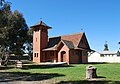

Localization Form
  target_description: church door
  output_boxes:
[61,51,66,62]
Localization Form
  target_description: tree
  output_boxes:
[0,0,5,6]
[25,28,33,60]
[118,42,120,45]
[0,1,29,65]
[7,10,28,55]
[104,41,109,51]
[0,1,11,65]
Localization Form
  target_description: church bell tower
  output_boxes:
[30,20,51,63]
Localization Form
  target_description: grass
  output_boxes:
[1,63,120,83]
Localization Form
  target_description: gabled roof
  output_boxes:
[59,40,74,49]
[30,20,52,29]
[61,32,84,47]
[43,32,90,51]
[42,40,74,51]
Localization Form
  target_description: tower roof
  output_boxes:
[30,20,52,29]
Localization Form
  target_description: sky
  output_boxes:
[8,0,120,51]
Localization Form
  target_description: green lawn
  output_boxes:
[3,63,120,83]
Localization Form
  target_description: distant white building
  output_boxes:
[88,50,120,63]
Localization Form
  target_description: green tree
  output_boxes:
[0,0,5,6]
[8,10,28,55]
[0,1,29,65]
[25,28,33,60]
[0,2,11,65]
[104,41,109,51]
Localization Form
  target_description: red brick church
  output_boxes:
[30,20,91,64]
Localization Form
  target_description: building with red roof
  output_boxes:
[30,20,91,64]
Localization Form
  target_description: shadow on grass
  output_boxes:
[97,76,106,78]
[0,72,65,82]
[86,62,109,64]
[0,66,14,70]
[57,80,120,84]
[22,64,74,69]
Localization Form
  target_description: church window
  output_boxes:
[34,53,36,57]
[37,53,38,57]
[34,53,39,57]
[36,38,37,42]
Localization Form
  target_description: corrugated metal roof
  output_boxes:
[97,51,118,55]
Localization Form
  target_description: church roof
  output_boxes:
[61,40,74,49]
[42,32,90,51]
[61,32,84,47]
[30,20,52,29]
[42,45,57,51]
[42,40,74,51]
